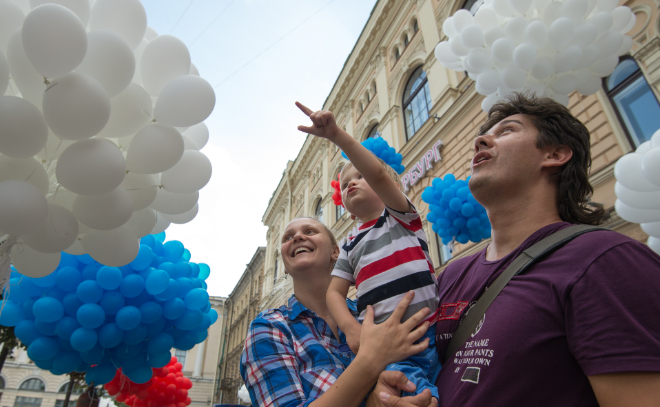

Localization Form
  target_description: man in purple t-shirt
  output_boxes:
[368,93,660,407]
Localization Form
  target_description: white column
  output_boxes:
[193,340,206,377]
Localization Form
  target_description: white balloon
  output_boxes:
[131,38,148,85]
[0,180,47,236]
[37,131,75,162]
[154,75,215,127]
[47,187,77,211]
[75,30,135,97]
[151,212,170,234]
[493,0,516,16]
[641,148,660,187]
[553,93,570,107]
[435,42,455,64]
[0,0,24,54]
[615,182,660,210]
[22,203,78,253]
[595,30,623,58]
[648,237,660,255]
[510,0,532,15]
[615,199,660,223]
[161,150,212,194]
[548,17,574,50]
[56,138,126,196]
[189,63,199,76]
[505,16,528,43]
[650,129,660,149]
[589,11,613,37]
[554,45,582,72]
[89,0,146,49]
[449,36,469,57]
[42,72,111,140]
[126,123,184,174]
[513,43,537,70]
[484,26,506,47]
[642,221,660,238]
[183,123,209,150]
[611,6,632,32]
[467,48,491,72]
[0,96,48,158]
[461,25,484,49]
[6,29,44,106]
[29,0,90,26]
[617,35,633,57]
[590,54,618,76]
[481,93,500,112]
[0,156,49,194]
[570,23,597,48]
[501,65,526,89]
[477,70,502,94]
[452,10,474,33]
[0,50,9,95]
[491,38,515,64]
[10,243,60,277]
[120,172,158,211]
[149,189,198,215]
[124,208,156,238]
[82,227,139,267]
[474,7,498,30]
[182,136,199,150]
[21,4,87,78]
[636,141,652,155]
[140,35,191,96]
[575,75,601,95]
[63,239,86,255]
[614,153,660,192]
[145,26,158,41]
[575,44,600,70]
[73,187,133,230]
[162,203,198,225]
[560,0,588,23]
[524,20,548,48]
[542,1,563,26]
[97,83,152,138]
[552,74,578,94]
[621,13,636,34]
[442,18,459,38]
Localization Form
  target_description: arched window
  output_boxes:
[605,57,660,148]
[13,397,41,407]
[403,34,409,47]
[366,91,371,103]
[412,19,419,34]
[367,124,380,139]
[336,202,345,222]
[372,81,377,96]
[359,102,364,115]
[403,67,433,140]
[314,200,323,224]
[58,382,84,395]
[20,379,45,392]
[394,48,400,62]
[463,0,484,14]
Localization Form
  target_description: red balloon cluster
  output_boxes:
[104,357,193,407]
[331,173,343,207]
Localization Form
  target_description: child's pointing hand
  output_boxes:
[296,101,340,141]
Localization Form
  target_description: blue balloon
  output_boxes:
[124,364,153,384]
[190,263,199,279]
[175,309,203,330]
[81,264,101,281]
[32,272,57,288]
[99,323,123,348]
[146,317,167,339]
[444,209,457,221]
[99,290,125,315]
[442,189,455,200]
[33,297,64,322]
[138,267,154,281]
[200,281,207,290]
[28,337,59,360]
[163,240,185,262]
[22,299,36,319]
[0,300,24,326]
[449,197,462,212]
[77,280,103,303]
[76,303,105,329]
[452,217,466,230]
[182,249,191,262]
[147,351,172,368]
[7,279,30,303]
[34,357,55,370]
[208,309,218,325]
[461,203,475,217]
[55,316,81,340]
[81,344,105,365]
[198,263,210,280]
[130,245,154,271]
[44,286,66,301]
[154,231,166,242]
[152,240,164,256]
[116,306,141,330]
[96,266,122,290]
[87,362,117,385]
[115,343,142,359]
[139,302,163,324]
[467,216,481,230]
[58,337,75,352]
[174,334,195,351]
[62,292,83,316]
[154,279,179,301]
[70,327,97,352]
[457,233,470,244]
[53,351,82,374]
[141,234,155,247]
[194,330,208,344]
[175,261,192,278]
[163,298,185,320]
[159,262,177,278]
[15,320,40,345]
[184,288,209,311]
[148,332,174,354]
[120,275,145,298]
[56,267,81,291]
[35,319,57,336]
[177,278,193,298]
[145,269,169,295]
[123,324,148,345]
[59,253,80,269]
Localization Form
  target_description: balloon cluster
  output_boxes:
[0,233,218,385]
[331,174,343,207]
[434,0,635,111]
[342,137,404,174]
[238,384,251,405]
[614,130,660,255]
[421,174,491,244]
[0,0,214,284]
[106,357,192,407]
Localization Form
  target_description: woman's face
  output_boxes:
[281,219,338,277]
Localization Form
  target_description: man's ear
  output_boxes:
[542,144,573,169]
[331,245,340,263]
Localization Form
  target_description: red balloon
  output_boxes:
[176,402,186,407]
[184,396,191,405]
[169,357,177,365]
[166,404,177,407]
[166,373,176,383]
[174,363,183,371]
[116,394,127,402]
[165,384,177,395]
[137,389,149,400]
[175,372,183,378]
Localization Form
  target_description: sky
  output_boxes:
[140,0,378,297]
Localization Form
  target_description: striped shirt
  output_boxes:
[332,203,439,324]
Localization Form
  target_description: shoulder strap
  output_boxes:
[444,224,608,362]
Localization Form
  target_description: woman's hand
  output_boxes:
[357,291,431,371]
[366,371,438,407]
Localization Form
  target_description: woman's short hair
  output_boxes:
[478,92,604,225]
[289,217,338,247]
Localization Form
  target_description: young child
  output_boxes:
[296,102,440,401]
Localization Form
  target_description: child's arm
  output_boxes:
[327,276,362,354]
[296,102,410,213]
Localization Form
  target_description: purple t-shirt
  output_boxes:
[435,222,660,406]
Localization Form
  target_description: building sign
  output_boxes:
[402,141,443,192]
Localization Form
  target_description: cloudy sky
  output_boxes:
[140,0,378,296]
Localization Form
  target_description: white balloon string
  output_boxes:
[0,236,18,315]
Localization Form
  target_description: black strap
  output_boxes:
[444,225,608,362]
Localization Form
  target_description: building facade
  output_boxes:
[0,297,226,407]
[215,248,265,405]
[260,0,659,309]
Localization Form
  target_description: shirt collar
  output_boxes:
[288,295,312,320]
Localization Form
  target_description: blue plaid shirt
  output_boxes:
[240,295,358,407]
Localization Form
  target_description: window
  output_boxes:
[273,252,278,284]
[412,19,419,34]
[359,102,364,115]
[403,34,409,47]
[435,234,453,265]
[372,81,377,95]
[403,67,433,140]
[54,400,77,407]
[20,379,45,392]
[0,376,4,389]
[367,124,380,139]
[314,200,323,224]
[13,397,42,407]
[175,349,187,368]
[605,57,660,148]
[395,48,400,61]
[58,382,84,395]
[366,92,371,103]
[336,203,345,221]
[463,0,484,14]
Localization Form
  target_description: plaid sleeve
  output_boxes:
[240,314,311,407]
[331,238,355,283]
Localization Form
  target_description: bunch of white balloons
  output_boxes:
[238,385,251,405]
[0,0,215,278]
[434,0,636,111]
[614,129,660,255]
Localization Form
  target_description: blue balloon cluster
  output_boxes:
[342,136,404,174]
[0,232,218,385]
[421,174,491,244]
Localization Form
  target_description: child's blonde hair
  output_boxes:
[340,156,403,192]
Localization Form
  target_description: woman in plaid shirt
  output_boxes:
[240,218,434,407]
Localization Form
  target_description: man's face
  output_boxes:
[469,114,547,202]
